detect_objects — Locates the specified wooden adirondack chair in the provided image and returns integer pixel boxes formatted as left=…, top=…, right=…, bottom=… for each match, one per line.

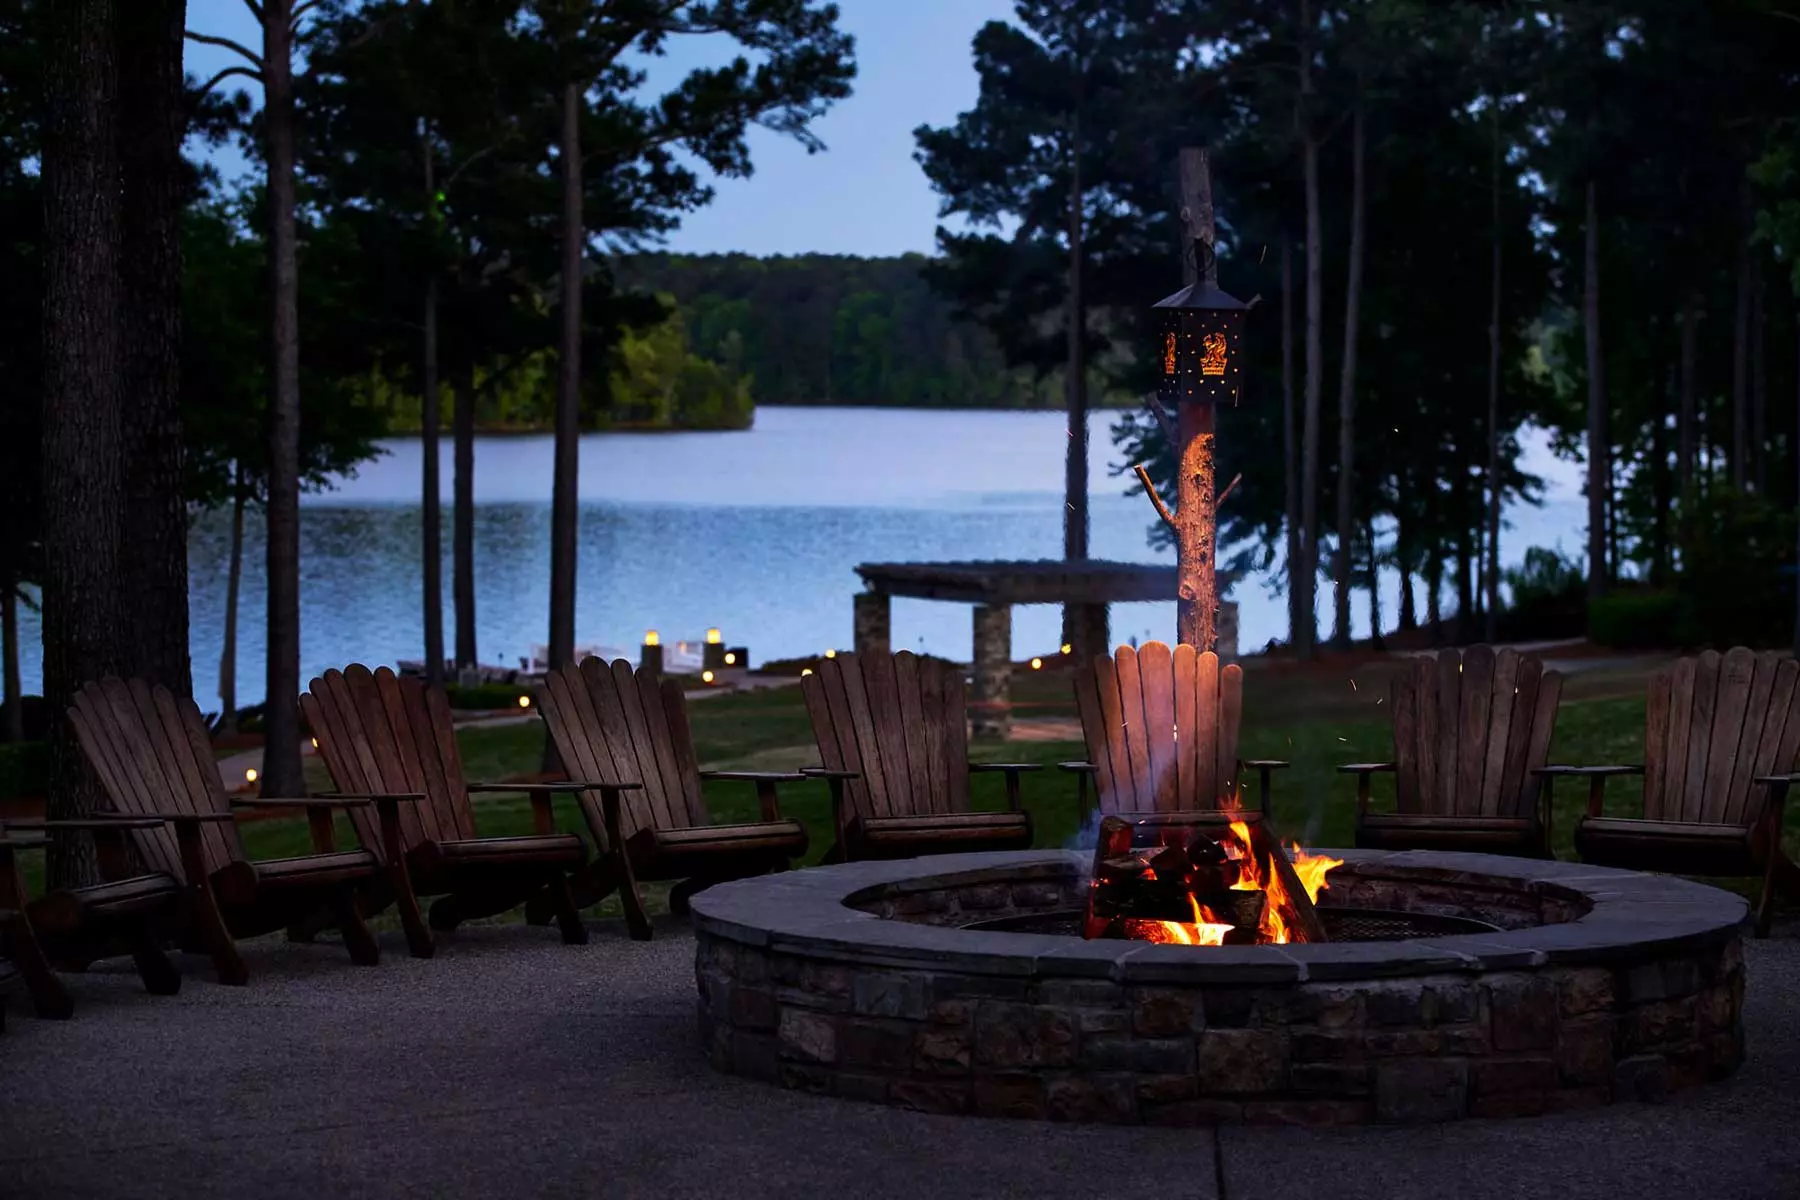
left=303, top=664, right=591, bottom=952
left=1339, top=645, right=1564, bottom=857
left=1062, top=643, right=1288, bottom=831
left=532, top=658, right=809, bottom=941
left=66, top=677, right=403, bottom=984
left=1549, top=647, right=1800, bottom=937
left=801, top=651, right=1038, bottom=861
left=0, top=824, right=183, bottom=1020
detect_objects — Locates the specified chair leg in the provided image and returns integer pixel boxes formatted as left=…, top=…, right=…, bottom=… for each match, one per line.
left=387, top=859, right=434, bottom=960
left=186, top=884, right=248, bottom=987
left=127, top=919, right=181, bottom=996
left=610, top=849, right=653, bottom=942
left=2, top=911, right=74, bottom=1020
left=428, top=894, right=464, bottom=933
left=542, top=872, right=589, bottom=946
left=334, top=892, right=380, bottom=966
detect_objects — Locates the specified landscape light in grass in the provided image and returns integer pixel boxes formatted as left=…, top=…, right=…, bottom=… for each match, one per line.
left=702, top=670, right=715, bottom=684
left=1031, top=657, right=1043, bottom=670
left=706, top=628, right=722, bottom=644
left=1061, top=643, right=1072, bottom=655
left=517, top=696, right=530, bottom=709
left=724, top=652, right=737, bottom=666
left=245, top=768, right=258, bottom=783
left=309, top=737, right=318, bottom=749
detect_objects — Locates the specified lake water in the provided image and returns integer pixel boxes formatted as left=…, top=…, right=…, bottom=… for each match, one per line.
left=16, top=406, right=1588, bottom=709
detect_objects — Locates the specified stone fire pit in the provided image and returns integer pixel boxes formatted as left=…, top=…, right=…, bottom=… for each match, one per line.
left=692, top=849, right=1748, bottom=1125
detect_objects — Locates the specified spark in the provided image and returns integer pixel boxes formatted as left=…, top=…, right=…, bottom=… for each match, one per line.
left=1349, top=679, right=1358, bottom=691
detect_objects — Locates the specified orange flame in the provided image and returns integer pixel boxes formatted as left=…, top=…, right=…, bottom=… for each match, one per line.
left=1216, top=818, right=1343, bottom=945
left=1130, top=894, right=1235, bottom=946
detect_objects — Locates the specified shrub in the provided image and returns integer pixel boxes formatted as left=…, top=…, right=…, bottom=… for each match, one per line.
left=1587, top=588, right=1689, bottom=650
left=1498, top=547, right=1587, bottom=641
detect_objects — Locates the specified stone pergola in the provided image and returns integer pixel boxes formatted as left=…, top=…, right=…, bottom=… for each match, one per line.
left=851, top=559, right=1238, bottom=738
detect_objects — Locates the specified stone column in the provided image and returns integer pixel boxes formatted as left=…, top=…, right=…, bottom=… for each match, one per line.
left=1068, top=602, right=1110, bottom=663
left=1217, top=600, right=1240, bottom=661
left=970, top=603, right=1012, bottom=740
left=853, top=591, right=891, bottom=658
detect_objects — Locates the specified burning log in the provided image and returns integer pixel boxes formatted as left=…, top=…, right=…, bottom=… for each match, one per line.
left=1083, top=814, right=1336, bottom=946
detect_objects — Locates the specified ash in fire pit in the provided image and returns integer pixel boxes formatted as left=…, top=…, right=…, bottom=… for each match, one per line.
left=1084, top=814, right=1341, bottom=946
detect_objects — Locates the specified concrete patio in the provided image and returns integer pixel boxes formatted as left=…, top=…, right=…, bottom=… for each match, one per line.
left=4, top=915, right=1797, bottom=1200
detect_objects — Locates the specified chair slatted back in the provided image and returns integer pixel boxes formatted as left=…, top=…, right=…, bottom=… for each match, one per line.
left=1643, top=647, right=1800, bottom=827
left=1388, top=646, right=1562, bottom=818
left=537, top=659, right=708, bottom=847
left=801, top=652, right=969, bottom=824
left=302, top=665, right=475, bottom=858
left=67, top=678, right=245, bottom=879
left=1072, top=643, right=1244, bottom=816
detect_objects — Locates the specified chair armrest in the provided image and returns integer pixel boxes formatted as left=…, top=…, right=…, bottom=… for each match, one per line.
left=1535, top=766, right=1641, bottom=818
left=1057, top=761, right=1097, bottom=774
left=1336, top=763, right=1394, bottom=819
left=701, top=771, right=809, bottom=783
left=969, top=762, right=1044, bottom=773
left=467, top=781, right=631, bottom=794
left=1754, top=773, right=1800, bottom=787
left=703, top=771, right=805, bottom=821
left=230, top=796, right=374, bottom=810
left=1242, top=759, right=1292, bottom=770
left=970, top=763, right=1038, bottom=812
left=1532, top=765, right=1643, bottom=777
left=0, top=835, right=50, bottom=850
left=800, top=767, right=860, bottom=780
left=316, top=791, right=428, bottom=802
left=4, top=817, right=173, bottom=831
left=1336, top=762, right=1395, bottom=774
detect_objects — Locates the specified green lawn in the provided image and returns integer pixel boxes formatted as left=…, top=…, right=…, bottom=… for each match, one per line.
left=12, top=683, right=1794, bottom=925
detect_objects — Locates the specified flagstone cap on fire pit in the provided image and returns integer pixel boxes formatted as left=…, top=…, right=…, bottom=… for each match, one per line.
left=692, top=849, right=1749, bottom=1125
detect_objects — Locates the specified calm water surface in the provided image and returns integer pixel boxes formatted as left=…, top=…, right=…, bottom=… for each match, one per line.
left=18, top=407, right=1584, bottom=708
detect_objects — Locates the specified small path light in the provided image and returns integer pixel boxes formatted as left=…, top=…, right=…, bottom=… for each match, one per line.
left=823, top=648, right=837, bottom=659
left=517, top=695, right=531, bottom=709
left=1031, top=657, right=1044, bottom=670
left=245, top=768, right=258, bottom=784
left=702, top=669, right=716, bottom=685
left=724, top=652, right=737, bottom=666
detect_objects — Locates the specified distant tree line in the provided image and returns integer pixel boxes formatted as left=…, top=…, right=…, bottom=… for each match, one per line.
left=614, top=252, right=1077, bottom=409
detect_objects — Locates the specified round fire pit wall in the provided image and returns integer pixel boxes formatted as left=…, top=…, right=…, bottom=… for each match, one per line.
left=691, top=849, right=1747, bottom=1126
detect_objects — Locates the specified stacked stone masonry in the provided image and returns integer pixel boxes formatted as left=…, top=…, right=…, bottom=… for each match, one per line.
left=693, top=851, right=1747, bottom=1126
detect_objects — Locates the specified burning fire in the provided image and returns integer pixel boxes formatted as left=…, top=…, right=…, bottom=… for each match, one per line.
left=1133, top=894, right=1236, bottom=946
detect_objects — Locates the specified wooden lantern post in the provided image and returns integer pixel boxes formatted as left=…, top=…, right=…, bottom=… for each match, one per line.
left=1137, top=149, right=1249, bottom=652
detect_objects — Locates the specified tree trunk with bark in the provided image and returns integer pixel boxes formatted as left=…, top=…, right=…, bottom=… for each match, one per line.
left=41, top=0, right=130, bottom=885
left=1678, top=293, right=1699, bottom=511
left=453, top=358, right=477, bottom=669
left=421, top=271, right=445, bottom=687
left=260, top=0, right=306, bottom=799
left=1281, top=240, right=1300, bottom=650
left=1583, top=180, right=1608, bottom=606
left=1751, top=259, right=1767, bottom=496
left=549, top=79, right=582, bottom=672
left=1173, top=147, right=1216, bottom=651
left=1483, top=100, right=1503, bottom=643
left=1731, top=184, right=1752, bottom=493
left=1395, top=507, right=1417, bottom=632
left=1061, top=104, right=1089, bottom=651
left=2, top=587, right=21, bottom=743
left=1364, top=508, right=1383, bottom=652
left=219, top=468, right=245, bottom=735
left=1331, top=99, right=1365, bottom=651
left=1650, top=365, right=1671, bottom=587
left=1297, top=0, right=1322, bottom=660
left=115, top=0, right=190, bottom=698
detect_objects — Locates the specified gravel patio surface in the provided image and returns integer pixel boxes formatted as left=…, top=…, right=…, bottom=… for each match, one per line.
left=3, top=915, right=1796, bottom=1200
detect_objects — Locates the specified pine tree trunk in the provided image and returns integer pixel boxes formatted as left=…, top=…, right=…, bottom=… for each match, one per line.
left=1425, top=550, right=1444, bottom=645
left=2, top=586, right=21, bottom=743
left=453, top=359, right=477, bottom=669
left=1174, top=148, right=1217, bottom=651
left=41, top=0, right=128, bottom=885
left=1583, top=180, right=1608, bottom=606
left=1365, top=509, right=1383, bottom=652
left=1060, top=106, right=1089, bottom=650
left=260, top=0, right=305, bottom=799
left=1396, top=507, right=1417, bottom=632
left=1282, top=241, right=1301, bottom=650
left=1731, top=184, right=1752, bottom=493
left=115, top=0, right=190, bottom=697
left=549, top=79, right=582, bottom=672
left=219, top=471, right=245, bottom=736
left=1483, top=100, right=1503, bottom=643
left=421, top=272, right=445, bottom=687
left=1454, top=460, right=1474, bottom=644
left=1751, top=258, right=1767, bottom=496
left=1297, top=0, right=1322, bottom=660
left=1331, top=99, right=1365, bottom=651
left=1678, top=293, right=1698, bottom=511
left=1650, top=366, right=1671, bottom=587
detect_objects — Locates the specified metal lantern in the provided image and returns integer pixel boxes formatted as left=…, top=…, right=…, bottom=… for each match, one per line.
left=1152, top=240, right=1248, bottom=408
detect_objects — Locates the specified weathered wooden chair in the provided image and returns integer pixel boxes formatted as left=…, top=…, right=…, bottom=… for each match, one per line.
left=801, top=651, right=1038, bottom=861
left=0, top=823, right=183, bottom=1019
left=1547, top=647, right=1800, bottom=937
left=1061, top=643, right=1288, bottom=832
left=1339, top=645, right=1564, bottom=857
left=532, top=658, right=809, bottom=940
left=67, top=677, right=405, bottom=983
left=303, top=664, right=591, bottom=952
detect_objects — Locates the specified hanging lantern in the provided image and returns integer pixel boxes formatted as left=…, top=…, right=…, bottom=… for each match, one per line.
left=1152, top=240, right=1248, bottom=408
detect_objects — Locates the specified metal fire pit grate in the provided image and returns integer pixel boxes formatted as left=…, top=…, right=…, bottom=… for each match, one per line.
left=963, top=907, right=1501, bottom=942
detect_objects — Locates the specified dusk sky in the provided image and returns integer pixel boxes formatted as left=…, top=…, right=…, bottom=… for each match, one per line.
left=182, top=0, right=1017, bottom=256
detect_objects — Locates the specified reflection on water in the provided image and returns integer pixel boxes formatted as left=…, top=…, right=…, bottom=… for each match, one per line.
left=16, top=406, right=1585, bottom=708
